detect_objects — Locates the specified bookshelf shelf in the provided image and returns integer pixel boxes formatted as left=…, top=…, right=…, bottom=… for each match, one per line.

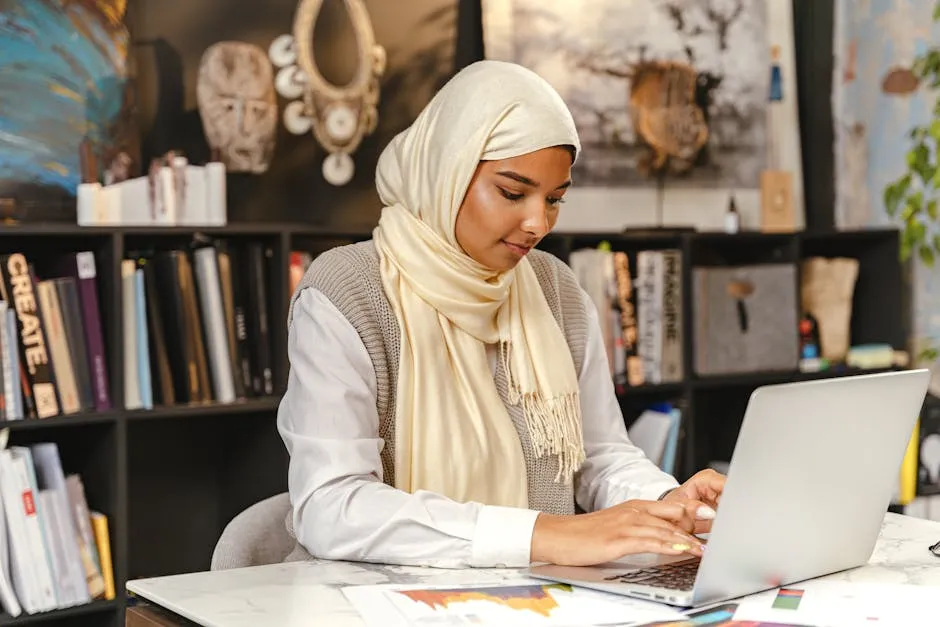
left=122, top=397, right=280, bottom=421
left=0, top=600, right=119, bottom=626
left=0, top=222, right=908, bottom=627
left=618, top=383, right=684, bottom=396
left=3, top=411, right=120, bottom=432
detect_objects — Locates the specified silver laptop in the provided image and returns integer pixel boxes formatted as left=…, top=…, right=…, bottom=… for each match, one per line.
left=529, top=369, right=930, bottom=608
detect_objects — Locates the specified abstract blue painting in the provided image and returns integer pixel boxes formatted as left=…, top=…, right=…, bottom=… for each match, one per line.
left=0, top=0, right=135, bottom=202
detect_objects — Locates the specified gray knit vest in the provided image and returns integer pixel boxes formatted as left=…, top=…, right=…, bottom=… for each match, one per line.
left=282, top=240, right=588, bottom=560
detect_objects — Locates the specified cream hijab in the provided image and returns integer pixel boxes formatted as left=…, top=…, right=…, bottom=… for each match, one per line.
left=371, top=60, right=584, bottom=508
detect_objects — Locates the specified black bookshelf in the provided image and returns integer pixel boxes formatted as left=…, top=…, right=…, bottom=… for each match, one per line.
left=0, top=223, right=908, bottom=627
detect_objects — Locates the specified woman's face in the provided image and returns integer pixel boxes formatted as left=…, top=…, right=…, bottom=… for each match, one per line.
left=455, top=146, right=572, bottom=272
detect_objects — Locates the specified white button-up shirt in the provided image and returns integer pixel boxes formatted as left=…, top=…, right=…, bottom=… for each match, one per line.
left=277, top=286, right=679, bottom=569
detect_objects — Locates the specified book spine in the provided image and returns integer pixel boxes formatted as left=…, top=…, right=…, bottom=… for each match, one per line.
left=0, top=450, right=43, bottom=613
left=36, top=282, right=80, bottom=414
left=0, top=254, right=58, bottom=418
left=11, top=448, right=58, bottom=610
left=178, top=253, right=212, bottom=402
left=141, top=260, right=175, bottom=406
left=52, top=279, right=95, bottom=411
left=89, top=513, right=114, bottom=601
left=0, top=300, right=6, bottom=420
left=122, top=259, right=141, bottom=410
left=134, top=268, right=153, bottom=410
left=247, top=244, right=273, bottom=396
left=660, top=249, right=684, bottom=383
left=0, top=301, right=12, bottom=420
left=228, top=247, right=254, bottom=396
left=636, top=251, right=662, bottom=385
left=7, top=309, right=24, bottom=419
left=614, top=251, right=644, bottom=387
left=73, top=252, right=112, bottom=411
left=216, top=248, right=246, bottom=399
left=193, top=247, right=235, bottom=403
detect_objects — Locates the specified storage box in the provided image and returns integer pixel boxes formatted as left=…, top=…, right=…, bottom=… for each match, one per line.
left=693, top=264, right=799, bottom=376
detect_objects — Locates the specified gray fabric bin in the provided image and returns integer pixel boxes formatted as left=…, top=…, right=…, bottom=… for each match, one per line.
left=693, top=264, right=799, bottom=376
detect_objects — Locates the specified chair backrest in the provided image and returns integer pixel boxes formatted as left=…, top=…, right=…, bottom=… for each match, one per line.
left=210, top=492, right=295, bottom=570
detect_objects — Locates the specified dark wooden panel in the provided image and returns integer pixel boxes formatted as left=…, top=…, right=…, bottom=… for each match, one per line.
left=793, top=0, right=836, bottom=231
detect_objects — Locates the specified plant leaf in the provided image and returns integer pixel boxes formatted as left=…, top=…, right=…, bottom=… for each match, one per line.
left=902, top=191, right=924, bottom=221
left=907, top=143, right=934, bottom=183
left=919, top=346, right=939, bottom=363
left=883, top=174, right=911, bottom=216
left=920, top=244, right=936, bottom=266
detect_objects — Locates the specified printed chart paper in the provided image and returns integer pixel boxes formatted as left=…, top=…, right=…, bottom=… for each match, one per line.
left=631, top=602, right=806, bottom=626
left=731, top=580, right=937, bottom=626
left=342, top=580, right=686, bottom=626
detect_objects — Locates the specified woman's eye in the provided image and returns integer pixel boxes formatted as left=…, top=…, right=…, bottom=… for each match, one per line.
left=498, top=187, right=524, bottom=201
left=548, top=197, right=566, bottom=206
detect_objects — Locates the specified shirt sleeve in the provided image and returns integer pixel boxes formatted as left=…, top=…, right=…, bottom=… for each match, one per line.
left=277, top=288, right=539, bottom=568
left=573, top=288, right=681, bottom=512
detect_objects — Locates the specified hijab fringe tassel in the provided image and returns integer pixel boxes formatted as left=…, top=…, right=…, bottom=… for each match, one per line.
left=500, top=339, right=585, bottom=483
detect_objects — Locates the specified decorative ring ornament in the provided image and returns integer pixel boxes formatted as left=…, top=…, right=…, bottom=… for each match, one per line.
left=269, top=0, right=386, bottom=186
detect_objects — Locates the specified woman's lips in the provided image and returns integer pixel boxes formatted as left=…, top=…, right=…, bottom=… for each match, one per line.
left=502, top=240, right=532, bottom=256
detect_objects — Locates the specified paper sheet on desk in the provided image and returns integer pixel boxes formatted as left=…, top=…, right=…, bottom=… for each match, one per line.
left=342, top=579, right=686, bottom=626
left=731, top=580, right=936, bottom=626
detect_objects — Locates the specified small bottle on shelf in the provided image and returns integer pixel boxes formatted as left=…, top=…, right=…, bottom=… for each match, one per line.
left=724, top=192, right=740, bottom=234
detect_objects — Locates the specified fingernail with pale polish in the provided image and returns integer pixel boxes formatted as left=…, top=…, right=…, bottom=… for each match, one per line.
left=671, top=543, right=691, bottom=551
left=696, top=505, right=716, bottom=520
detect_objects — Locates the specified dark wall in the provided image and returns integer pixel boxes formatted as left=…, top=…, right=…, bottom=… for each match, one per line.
left=129, top=0, right=833, bottom=231
left=130, top=0, right=459, bottom=230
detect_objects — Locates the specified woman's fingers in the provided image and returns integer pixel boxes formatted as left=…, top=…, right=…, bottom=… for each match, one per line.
left=615, top=502, right=706, bottom=557
left=633, top=500, right=697, bottom=534
left=616, top=522, right=704, bottom=557
left=633, top=520, right=702, bottom=547
left=618, top=537, right=694, bottom=557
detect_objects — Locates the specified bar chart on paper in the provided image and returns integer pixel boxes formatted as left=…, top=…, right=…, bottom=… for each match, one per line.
left=342, top=581, right=685, bottom=626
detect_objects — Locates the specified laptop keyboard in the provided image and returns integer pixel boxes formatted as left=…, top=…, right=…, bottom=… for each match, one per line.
left=601, top=557, right=700, bottom=591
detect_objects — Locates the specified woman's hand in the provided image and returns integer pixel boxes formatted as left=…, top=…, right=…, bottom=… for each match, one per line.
left=662, top=469, right=726, bottom=534
left=530, top=500, right=705, bottom=566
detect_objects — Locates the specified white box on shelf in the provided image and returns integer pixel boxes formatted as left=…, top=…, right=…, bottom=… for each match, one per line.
left=76, top=162, right=227, bottom=227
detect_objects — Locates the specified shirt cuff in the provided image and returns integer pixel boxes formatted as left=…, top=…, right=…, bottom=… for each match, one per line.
left=470, top=505, right=540, bottom=568
left=605, top=474, right=679, bottom=505
left=643, top=477, right=681, bottom=502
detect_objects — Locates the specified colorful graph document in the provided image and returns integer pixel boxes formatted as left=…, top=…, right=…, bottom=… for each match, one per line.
left=342, top=579, right=687, bottom=626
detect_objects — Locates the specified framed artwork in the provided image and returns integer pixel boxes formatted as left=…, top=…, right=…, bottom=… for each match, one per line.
left=482, top=0, right=804, bottom=232
left=0, top=0, right=137, bottom=216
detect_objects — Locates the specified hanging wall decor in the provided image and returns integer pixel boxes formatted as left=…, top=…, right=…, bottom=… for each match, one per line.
left=481, top=0, right=804, bottom=233
left=196, top=42, right=278, bottom=174
left=268, top=0, right=386, bottom=186
left=132, top=0, right=456, bottom=224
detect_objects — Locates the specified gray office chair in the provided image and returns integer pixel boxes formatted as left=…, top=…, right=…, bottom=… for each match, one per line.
left=210, top=492, right=295, bottom=570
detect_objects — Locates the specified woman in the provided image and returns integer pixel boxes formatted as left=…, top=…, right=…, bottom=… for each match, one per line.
left=277, top=60, right=724, bottom=569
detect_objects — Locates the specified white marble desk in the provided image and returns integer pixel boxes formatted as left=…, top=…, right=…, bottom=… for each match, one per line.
left=126, top=513, right=940, bottom=627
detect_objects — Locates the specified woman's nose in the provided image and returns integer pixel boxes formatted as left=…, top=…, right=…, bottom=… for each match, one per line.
left=521, top=203, right=550, bottom=237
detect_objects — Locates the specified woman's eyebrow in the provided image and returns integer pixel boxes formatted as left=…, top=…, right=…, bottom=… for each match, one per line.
left=496, top=170, right=572, bottom=190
